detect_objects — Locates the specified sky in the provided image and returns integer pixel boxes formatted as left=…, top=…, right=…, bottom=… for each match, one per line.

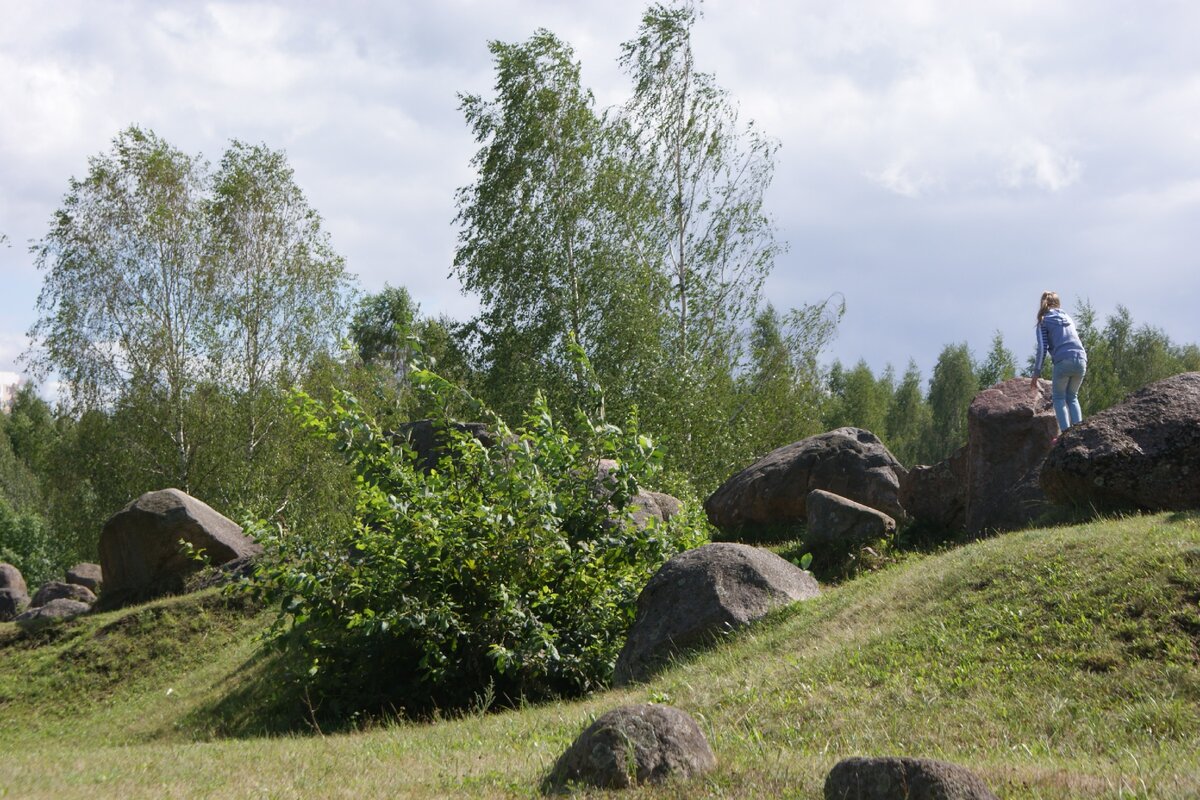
left=3, top=0, right=1199, bottom=398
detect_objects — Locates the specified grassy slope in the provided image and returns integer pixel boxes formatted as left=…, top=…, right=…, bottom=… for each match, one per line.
left=1, top=513, right=1198, bottom=799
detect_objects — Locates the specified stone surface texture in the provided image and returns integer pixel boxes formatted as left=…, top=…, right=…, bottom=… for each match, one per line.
left=898, top=447, right=968, bottom=533
left=546, top=705, right=716, bottom=790
left=805, top=489, right=896, bottom=551
left=66, top=562, right=103, bottom=592
left=613, top=542, right=818, bottom=685
left=964, top=377, right=1058, bottom=534
left=824, top=756, right=999, bottom=800
left=0, top=563, right=30, bottom=621
left=14, top=598, right=91, bottom=631
left=99, top=488, right=262, bottom=606
left=704, top=427, right=906, bottom=538
left=31, top=580, right=96, bottom=608
left=1041, top=372, right=1200, bottom=511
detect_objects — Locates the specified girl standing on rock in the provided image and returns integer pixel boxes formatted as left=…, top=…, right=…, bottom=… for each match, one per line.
left=1030, top=290, right=1088, bottom=433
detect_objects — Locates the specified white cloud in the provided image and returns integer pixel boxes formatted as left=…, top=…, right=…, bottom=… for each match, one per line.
left=1, top=0, right=1199, bottom=382
left=1000, top=139, right=1081, bottom=192
left=868, top=156, right=936, bottom=198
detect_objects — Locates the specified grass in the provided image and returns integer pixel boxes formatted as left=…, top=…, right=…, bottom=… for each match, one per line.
left=1, top=512, right=1198, bottom=798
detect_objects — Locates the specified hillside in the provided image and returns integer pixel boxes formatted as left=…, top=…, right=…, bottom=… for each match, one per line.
left=2, top=513, right=1198, bottom=798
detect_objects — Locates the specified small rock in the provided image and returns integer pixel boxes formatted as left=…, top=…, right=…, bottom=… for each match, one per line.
left=14, top=598, right=91, bottom=632
left=66, top=562, right=103, bottom=593
left=824, top=756, right=998, bottom=800
left=806, top=490, right=896, bottom=552
left=546, top=705, right=716, bottom=790
left=0, top=564, right=30, bottom=622
left=31, top=581, right=97, bottom=608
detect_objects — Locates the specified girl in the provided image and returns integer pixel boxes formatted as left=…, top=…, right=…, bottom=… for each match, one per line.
left=1030, top=291, right=1088, bottom=432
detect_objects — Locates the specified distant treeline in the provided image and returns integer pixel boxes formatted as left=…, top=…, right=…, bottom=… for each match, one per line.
left=821, top=301, right=1200, bottom=468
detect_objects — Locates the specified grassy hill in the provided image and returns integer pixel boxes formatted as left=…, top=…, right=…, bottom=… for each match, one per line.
left=2, top=512, right=1198, bottom=798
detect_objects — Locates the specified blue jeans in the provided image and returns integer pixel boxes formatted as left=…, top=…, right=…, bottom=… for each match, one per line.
left=1052, top=357, right=1087, bottom=431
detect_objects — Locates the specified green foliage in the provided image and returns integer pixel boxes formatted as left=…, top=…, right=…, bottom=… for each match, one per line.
left=823, top=358, right=893, bottom=436
left=24, top=126, right=357, bottom=561
left=884, top=360, right=935, bottom=467
left=927, top=342, right=978, bottom=461
left=452, top=10, right=834, bottom=492
left=250, top=369, right=708, bottom=717
left=1071, top=301, right=1200, bottom=416
left=0, top=498, right=59, bottom=588
left=1, top=404, right=46, bottom=516
left=349, top=285, right=420, bottom=379
left=977, top=330, right=1017, bottom=388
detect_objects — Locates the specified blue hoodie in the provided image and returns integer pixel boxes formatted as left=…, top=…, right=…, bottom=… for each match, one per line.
left=1033, top=308, right=1087, bottom=375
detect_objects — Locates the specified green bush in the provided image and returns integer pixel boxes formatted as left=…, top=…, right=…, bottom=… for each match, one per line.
left=250, top=368, right=708, bottom=717
left=0, top=498, right=60, bottom=588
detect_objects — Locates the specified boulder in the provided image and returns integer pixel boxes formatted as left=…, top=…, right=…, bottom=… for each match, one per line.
left=596, top=459, right=684, bottom=531
left=31, top=580, right=96, bottom=608
left=66, top=562, right=103, bottom=593
left=0, top=589, right=29, bottom=621
left=98, top=488, right=263, bottom=606
left=705, top=428, right=906, bottom=539
left=898, top=447, right=967, bottom=533
left=824, top=756, right=998, bottom=800
left=390, top=419, right=496, bottom=472
left=964, top=377, right=1058, bottom=534
left=806, top=490, right=896, bottom=552
left=614, top=542, right=819, bottom=685
left=546, top=705, right=716, bottom=790
left=14, top=598, right=91, bottom=632
left=0, top=562, right=27, bottom=594
left=629, top=490, right=682, bottom=529
left=0, top=563, right=30, bottom=622
left=900, top=379, right=1056, bottom=536
left=1041, top=372, right=1200, bottom=511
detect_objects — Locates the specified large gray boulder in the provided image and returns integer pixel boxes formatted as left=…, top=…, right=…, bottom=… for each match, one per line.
left=98, top=488, right=262, bottom=607
left=901, top=378, right=1056, bottom=536
left=705, top=428, right=906, bottom=539
left=0, top=563, right=30, bottom=621
left=806, top=490, right=896, bottom=552
left=546, top=705, right=716, bottom=790
left=964, top=377, right=1058, bottom=533
left=1041, top=372, right=1200, bottom=511
left=66, top=562, right=103, bottom=593
left=31, top=580, right=96, bottom=608
left=898, top=447, right=967, bottom=533
left=825, top=756, right=998, bottom=800
left=614, top=543, right=819, bottom=685
left=14, top=598, right=91, bottom=632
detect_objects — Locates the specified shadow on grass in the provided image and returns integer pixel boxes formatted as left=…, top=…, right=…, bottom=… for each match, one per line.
left=167, top=644, right=323, bottom=739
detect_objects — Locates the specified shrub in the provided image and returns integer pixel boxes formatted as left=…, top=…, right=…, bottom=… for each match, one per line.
left=0, top=498, right=60, bottom=588
left=250, top=368, right=708, bottom=717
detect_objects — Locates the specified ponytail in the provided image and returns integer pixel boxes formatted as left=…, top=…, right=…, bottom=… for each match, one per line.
left=1037, top=291, right=1061, bottom=323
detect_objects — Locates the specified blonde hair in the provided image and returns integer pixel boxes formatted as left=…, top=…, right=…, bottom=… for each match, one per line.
left=1037, top=291, right=1061, bottom=322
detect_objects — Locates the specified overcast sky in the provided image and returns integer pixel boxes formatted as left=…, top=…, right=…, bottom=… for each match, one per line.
left=3, top=0, right=1199, bottom=397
